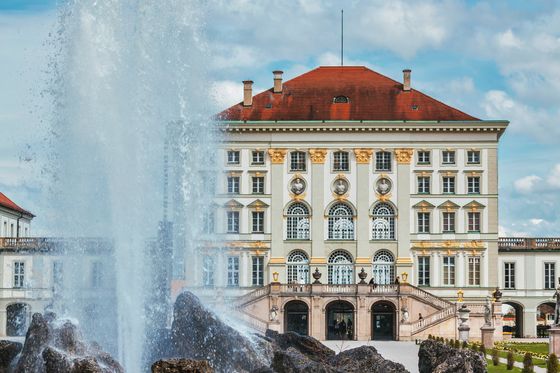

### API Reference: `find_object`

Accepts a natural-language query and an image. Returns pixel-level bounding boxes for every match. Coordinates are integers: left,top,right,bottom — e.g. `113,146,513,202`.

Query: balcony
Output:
0,237,113,253
499,237,560,251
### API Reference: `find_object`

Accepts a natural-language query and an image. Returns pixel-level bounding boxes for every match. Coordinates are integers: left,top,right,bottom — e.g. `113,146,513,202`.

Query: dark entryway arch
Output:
371,301,396,340
6,303,29,337
537,302,555,337
284,300,309,336
503,302,523,338
326,301,354,340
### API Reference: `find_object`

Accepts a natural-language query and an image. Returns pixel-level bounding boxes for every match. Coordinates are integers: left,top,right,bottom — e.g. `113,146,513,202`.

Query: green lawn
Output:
503,342,549,355
487,360,522,373
493,350,546,369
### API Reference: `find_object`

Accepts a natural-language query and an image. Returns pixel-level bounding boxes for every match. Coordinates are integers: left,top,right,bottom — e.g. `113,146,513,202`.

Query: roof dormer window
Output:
333,96,349,104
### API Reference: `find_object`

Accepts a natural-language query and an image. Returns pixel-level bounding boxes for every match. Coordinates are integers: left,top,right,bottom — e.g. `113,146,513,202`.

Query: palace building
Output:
185,65,511,341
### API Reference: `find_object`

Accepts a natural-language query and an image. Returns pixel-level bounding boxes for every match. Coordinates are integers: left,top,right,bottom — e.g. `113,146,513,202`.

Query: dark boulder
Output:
151,358,214,373
329,346,408,373
265,330,335,362
418,339,486,373
271,347,339,373
0,340,23,372
14,312,123,373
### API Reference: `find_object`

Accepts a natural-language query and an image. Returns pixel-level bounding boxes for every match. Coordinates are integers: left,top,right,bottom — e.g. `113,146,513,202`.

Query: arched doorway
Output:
372,250,395,285
537,302,555,337
284,301,309,336
326,301,354,340
502,302,523,338
371,301,396,340
6,303,29,336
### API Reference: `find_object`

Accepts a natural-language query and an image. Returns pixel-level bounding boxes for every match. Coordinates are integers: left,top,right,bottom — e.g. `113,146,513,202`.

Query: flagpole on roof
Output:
341,9,344,66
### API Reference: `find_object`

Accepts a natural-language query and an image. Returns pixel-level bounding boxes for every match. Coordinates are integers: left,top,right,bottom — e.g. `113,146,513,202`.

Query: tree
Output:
521,352,534,373
492,348,500,366
506,351,515,370
548,353,559,373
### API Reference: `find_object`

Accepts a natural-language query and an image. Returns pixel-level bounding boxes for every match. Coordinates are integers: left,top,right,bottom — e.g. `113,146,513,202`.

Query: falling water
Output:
46,1,218,371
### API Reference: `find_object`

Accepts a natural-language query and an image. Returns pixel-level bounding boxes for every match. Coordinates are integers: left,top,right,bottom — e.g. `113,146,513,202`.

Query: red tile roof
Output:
0,192,34,217
217,66,479,122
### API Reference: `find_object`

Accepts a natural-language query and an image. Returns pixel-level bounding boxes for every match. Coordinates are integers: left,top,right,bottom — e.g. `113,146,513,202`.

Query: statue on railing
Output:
483,296,492,326
553,277,560,326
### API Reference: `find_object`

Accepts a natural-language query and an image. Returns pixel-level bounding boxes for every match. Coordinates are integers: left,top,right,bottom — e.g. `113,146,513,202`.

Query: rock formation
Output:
12,312,123,373
0,340,22,372
418,339,486,373
151,359,214,373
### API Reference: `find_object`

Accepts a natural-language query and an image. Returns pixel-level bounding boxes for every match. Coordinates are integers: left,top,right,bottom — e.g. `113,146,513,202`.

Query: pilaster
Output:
310,149,326,259
268,149,286,283
354,149,373,259
395,148,413,277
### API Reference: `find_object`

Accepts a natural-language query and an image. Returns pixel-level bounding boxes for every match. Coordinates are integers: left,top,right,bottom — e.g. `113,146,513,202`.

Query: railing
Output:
499,237,560,250
400,284,453,309
233,285,271,307
0,288,53,299
411,304,456,334
233,310,269,333
0,237,113,253
0,237,54,249
323,284,356,293
277,284,312,294
462,303,486,314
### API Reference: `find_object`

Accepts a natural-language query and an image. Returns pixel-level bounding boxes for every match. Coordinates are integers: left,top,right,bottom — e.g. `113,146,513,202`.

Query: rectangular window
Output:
442,256,455,286
227,150,240,165
417,150,430,165
468,257,481,286
227,211,240,233
290,151,306,171
252,150,265,165
252,256,264,286
504,262,515,289
227,176,240,194
442,176,455,194
53,260,63,290
417,176,430,194
91,261,103,288
375,151,392,171
252,176,264,194
252,211,264,233
13,261,25,288
418,256,430,286
417,212,430,233
227,256,239,287
468,212,481,232
202,211,214,234
545,262,556,289
442,212,455,233
467,176,480,194
442,150,455,165
333,151,349,171
467,150,480,164
202,256,214,287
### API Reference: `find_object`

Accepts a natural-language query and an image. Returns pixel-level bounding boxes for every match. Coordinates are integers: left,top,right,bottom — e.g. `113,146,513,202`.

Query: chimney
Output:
273,70,283,93
243,80,253,106
403,69,411,91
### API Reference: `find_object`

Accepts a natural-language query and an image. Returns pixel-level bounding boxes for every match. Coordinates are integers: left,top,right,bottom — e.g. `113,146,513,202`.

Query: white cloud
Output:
513,175,542,194
547,164,560,189
530,218,544,226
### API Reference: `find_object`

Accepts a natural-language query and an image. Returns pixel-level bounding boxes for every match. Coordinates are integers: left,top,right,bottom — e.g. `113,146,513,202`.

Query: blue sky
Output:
1,0,560,236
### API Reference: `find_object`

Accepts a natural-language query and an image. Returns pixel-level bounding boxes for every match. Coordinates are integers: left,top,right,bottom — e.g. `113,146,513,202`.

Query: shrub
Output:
507,351,515,370
480,344,486,356
548,353,559,373
471,343,478,352
492,348,500,366
522,352,533,373
462,340,468,349
428,334,433,340
454,339,460,349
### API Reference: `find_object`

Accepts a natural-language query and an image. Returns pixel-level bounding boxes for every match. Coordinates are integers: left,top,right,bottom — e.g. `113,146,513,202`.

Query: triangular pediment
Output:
412,200,435,209
247,199,269,208
438,200,460,210
224,199,244,209
463,200,486,210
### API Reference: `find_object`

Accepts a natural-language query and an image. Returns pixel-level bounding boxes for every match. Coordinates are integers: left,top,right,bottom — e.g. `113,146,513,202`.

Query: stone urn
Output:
358,268,367,284
312,268,322,284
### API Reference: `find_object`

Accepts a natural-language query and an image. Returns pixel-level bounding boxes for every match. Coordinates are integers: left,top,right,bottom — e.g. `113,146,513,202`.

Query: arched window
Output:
287,203,310,240
328,203,354,240
287,250,309,284
372,203,395,240
328,250,353,284
372,250,395,285
6,303,29,336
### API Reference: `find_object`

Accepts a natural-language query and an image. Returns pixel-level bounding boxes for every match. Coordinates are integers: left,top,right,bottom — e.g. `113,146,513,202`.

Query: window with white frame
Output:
53,260,63,290
371,203,395,240
442,256,455,286
467,176,480,194
202,211,214,234
202,255,214,287
468,257,480,286
13,261,25,288
327,250,353,284
372,250,395,285
286,203,310,240
290,151,306,171
333,151,349,171
417,150,430,165
504,262,515,289
417,212,430,233
227,150,240,165
226,211,240,233
227,176,240,194
252,256,264,286
252,211,264,233
327,203,354,240
417,176,430,194
442,150,455,165
227,256,239,287
375,151,392,171
467,150,480,164
252,176,264,194
287,250,310,284
468,211,481,232
417,256,430,286
545,262,556,289
252,150,265,165
442,212,455,233
442,176,455,194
